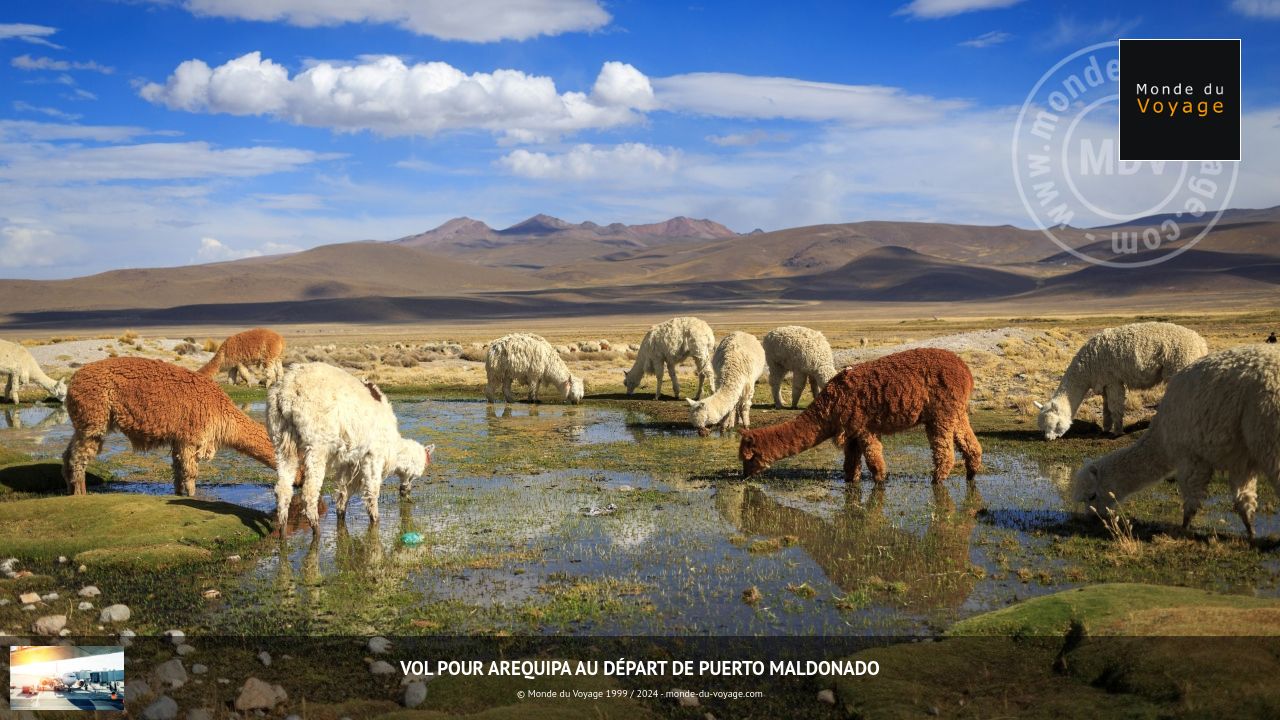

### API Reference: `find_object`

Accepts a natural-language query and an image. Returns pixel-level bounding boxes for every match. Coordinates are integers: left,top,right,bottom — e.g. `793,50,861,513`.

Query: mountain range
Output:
1,208,1277,327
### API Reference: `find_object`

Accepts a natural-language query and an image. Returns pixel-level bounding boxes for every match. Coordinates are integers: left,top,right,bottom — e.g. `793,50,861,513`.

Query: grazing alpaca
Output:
268,362,433,531
738,348,982,485
687,331,766,436
1073,346,1280,539
62,357,276,495
0,339,67,404
762,326,836,409
623,316,716,400
199,328,286,386
1036,322,1207,439
484,333,585,404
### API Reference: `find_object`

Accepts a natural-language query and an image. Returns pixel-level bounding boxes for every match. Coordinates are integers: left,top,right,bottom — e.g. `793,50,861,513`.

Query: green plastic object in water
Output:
401,531,424,546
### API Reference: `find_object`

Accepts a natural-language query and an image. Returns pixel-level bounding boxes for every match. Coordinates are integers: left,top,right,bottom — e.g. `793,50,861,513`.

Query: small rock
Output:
188,709,213,720
368,636,392,654
153,658,188,688
14,570,32,578
927,706,940,716
58,555,68,564
257,650,271,667
191,664,207,675
285,715,301,720
125,680,153,701
226,555,241,562
370,660,394,675
165,629,186,645
403,681,427,708
216,678,230,685
19,592,40,604
78,601,93,611
100,604,131,623
0,598,8,606
33,614,67,635
673,690,699,708
40,592,59,601
235,678,279,711
201,589,221,600
59,628,71,637
78,586,101,598
22,603,36,611
0,557,17,575
142,695,178,720
176,644,196,656
78,564,88,573
617,484,635,492
817,689,835,704
705,714,717,720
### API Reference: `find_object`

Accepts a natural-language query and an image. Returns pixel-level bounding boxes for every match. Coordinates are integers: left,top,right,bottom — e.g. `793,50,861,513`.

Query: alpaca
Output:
1036,322,1207,439
762,326,836,409
199,328,286,386
268,362,433,531
0,339,67,404
687,331,765,436
738,348,982,486
623,316,716,400
1072,346,1280,539
484,333,585,404
61,357,276,495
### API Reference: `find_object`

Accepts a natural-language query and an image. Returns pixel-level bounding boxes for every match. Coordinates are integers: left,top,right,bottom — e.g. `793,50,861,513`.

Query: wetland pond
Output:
4,399,1279,636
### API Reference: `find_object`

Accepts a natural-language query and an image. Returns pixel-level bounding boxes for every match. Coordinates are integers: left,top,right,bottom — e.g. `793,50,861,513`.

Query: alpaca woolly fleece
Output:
268,362,433,531
1072,345,1280,539
762,326,835,409
62,357,276,495
484,333,584,404
623,316,716,400
199,328,286,386
688,331,766,435
1037,322,1207,439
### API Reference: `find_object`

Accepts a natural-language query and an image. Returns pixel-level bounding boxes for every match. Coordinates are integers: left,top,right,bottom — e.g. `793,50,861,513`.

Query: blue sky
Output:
1,0,1278,278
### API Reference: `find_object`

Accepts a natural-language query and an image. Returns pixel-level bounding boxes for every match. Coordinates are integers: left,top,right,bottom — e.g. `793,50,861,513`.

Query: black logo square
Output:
1120,39,1240,161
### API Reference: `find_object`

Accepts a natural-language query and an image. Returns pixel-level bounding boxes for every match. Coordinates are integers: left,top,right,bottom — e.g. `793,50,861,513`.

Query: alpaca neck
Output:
221,410,277,468
1054,361,1093,414
701,365,748,423
753,411,833,464
1102,434,1173,501
26,363,60,392
197,347,225,377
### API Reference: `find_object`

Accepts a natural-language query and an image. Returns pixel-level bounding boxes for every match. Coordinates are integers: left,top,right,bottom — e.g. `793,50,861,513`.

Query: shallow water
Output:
4,398,1278,635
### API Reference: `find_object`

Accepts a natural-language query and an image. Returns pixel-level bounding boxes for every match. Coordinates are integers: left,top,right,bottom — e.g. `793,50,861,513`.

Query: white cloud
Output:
11,54,115,74
140,53,653,142
196,236,300,262
0,120,171,142
0,221,80,269
1232,0,1280,18
1045,16,1142,47
897,0,1023,19
652,73,966,125
0,141,340,183
0,23,64,49
251,193,325,210
705,130,791,147
67,88,98,101
12,101,81,121
959,30,1011,48
500,143,680,181
176,0,610,41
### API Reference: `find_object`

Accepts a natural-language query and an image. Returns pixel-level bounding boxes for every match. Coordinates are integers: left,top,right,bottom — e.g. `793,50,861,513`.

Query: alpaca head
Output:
738,432,769,478
394,439,433,497
622,368,641,395
685,398,714,437
49,378,68,402
1035,397,1072,440
1070,458,1119,514
562,376,585,405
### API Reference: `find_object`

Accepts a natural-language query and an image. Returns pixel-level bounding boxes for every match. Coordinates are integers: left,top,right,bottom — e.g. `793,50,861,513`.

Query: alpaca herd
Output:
5,316,1280,544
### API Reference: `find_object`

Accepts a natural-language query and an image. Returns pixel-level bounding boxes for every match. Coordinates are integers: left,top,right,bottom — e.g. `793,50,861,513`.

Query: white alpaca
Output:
268,362,433,531
484,333,585,404
1036,322,1207,439
686,331,765,435
1073,345,1280,539
762,326,836,409
623,316,716,400
0,339,67,404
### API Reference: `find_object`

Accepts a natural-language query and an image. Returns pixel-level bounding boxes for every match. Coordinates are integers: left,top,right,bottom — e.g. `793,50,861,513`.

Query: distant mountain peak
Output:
628,216,737,239
501,214,574,234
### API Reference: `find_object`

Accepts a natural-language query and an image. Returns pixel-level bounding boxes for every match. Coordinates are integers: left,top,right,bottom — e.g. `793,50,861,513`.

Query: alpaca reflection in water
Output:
716,482,981,611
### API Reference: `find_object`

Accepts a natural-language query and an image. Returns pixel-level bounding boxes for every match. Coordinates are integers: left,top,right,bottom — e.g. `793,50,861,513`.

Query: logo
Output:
1012,41,1239,268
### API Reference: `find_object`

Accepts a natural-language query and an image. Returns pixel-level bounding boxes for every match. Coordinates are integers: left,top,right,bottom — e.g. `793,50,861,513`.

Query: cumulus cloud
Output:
959,30,1011,48
652,73,966,125
0,23,63,49
897,0,1023,19
11,54,115,73
499,143,680,181
196,236,300,262
176,0,610,41
0,141,339,183
0,222,80,269
1232,0,1280,18
140,53,653,142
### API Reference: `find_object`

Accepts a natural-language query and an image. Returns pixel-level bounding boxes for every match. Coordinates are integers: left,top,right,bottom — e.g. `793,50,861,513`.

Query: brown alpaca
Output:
62,357,278,495
739,348,982,485
198,328,286,386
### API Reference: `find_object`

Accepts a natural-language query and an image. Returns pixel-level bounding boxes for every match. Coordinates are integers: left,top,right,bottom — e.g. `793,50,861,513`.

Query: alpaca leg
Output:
768,364,785,409
1176,461,1213,532
359,457,381,524
693,360,707,401
3,373,17,404
790,371,804,409
300,451,328,534
530,377,541,403
668,361,681,400
926,422,957,484
863,435,887,484
234,363,256,386
1229,472,1259,540
484,376,497,403
843,437,866,483
333,464,352,519
1102,385,1126,435
808,375,822,403
62,433,103,495
652,360,663,400
738,385,753,429
502,378,514,403
953,417,983,485
171,444,200,496
274,445,301,528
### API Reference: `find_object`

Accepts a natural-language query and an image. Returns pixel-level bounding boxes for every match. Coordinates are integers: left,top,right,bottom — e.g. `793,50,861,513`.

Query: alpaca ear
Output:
685,398,697,407
424,444,435,462
1033,400,1044,410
